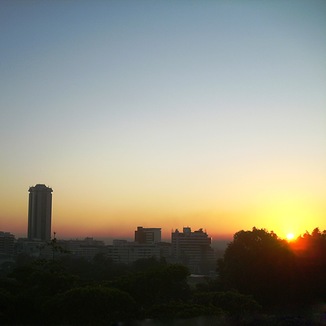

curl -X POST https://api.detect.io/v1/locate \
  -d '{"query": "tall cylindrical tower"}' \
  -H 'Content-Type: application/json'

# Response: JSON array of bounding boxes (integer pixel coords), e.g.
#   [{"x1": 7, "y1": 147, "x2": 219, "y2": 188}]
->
[{"x1": 28, "y1": 184, "x2": 53, "y2": 241}]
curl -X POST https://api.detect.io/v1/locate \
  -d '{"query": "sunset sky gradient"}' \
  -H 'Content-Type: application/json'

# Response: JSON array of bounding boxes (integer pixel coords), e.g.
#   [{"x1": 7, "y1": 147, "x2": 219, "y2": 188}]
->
[{"x1": 1, "y1": 1, "x2": 325, "y2": 241}]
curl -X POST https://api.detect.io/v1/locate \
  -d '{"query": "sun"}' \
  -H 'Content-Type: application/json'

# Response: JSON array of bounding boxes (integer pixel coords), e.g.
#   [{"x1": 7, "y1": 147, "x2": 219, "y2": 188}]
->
[{"x1": 286, "y1": 233, "x2": 295, "y2": 241}]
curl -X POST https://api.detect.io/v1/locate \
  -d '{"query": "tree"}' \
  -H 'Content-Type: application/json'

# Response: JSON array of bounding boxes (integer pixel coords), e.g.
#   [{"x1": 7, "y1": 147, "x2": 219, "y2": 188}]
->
[
  {"x1": 45, "y1": 286, "x2": 137, "y2": 325},
  {"x1": 218, "y1": 228, "x2": 297, "y2": 305},
  {"x1": 0, "y1": 289, "x2": 15, "y2": 324},
  {"x1": 193, "y1": 290, "x2": 261, "y2": 320},
  {"x1": 112, "y1": 264, "x2": 190, "y2": 307},
  {"x1": 291, "y1": 228, "x2": 326, "y2": 301}
]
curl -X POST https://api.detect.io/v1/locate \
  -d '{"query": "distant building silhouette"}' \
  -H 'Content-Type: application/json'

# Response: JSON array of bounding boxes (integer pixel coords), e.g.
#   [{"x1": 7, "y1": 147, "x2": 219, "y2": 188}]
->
[
  {"x1": 135, "y1": 226, "x2": 161, "y2": 244},
  {"x1": 172, "y1": 227, "x2": 215, "y2": 274},
  {"x1": 106, "y1": 227, "x2": 170, "y2": 264},
  {"x1": 58, "y1": 237, "x2": 105, "y2": 260},
  {"x1": 16, "y1": 238, "x2": 45, "y2": 258},
  {"x1": 110, "y1": 239, "x2": 161, "y2": 264},
  {"x1": 0, "y1": 231, "x2": 15, "y2": 257},
  {"x1": 27, "y1": 184, "x2": 53, "y2": 242}
]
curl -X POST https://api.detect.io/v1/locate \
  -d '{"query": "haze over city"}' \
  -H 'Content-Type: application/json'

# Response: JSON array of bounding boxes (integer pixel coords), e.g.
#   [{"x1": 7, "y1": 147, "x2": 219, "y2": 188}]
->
[{"x1": 1, "y1": 1, "x2": 325, "y2": 241}]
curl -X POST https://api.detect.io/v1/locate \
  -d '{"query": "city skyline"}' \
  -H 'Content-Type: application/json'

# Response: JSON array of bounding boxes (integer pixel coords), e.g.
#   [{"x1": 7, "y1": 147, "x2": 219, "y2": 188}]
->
[
  {"x1": 1, "y1": 1, "x2": 325, "y2": 241},
  {"x1": 5, "y1": 183, "x2": 221, "y2": 243},
  {"x1": 0, "y1": 182, "x2": 323, "y2": 244}
]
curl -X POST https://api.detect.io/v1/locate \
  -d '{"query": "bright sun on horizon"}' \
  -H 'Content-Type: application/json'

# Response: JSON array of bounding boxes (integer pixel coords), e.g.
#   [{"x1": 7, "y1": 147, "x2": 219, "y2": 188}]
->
[{"x1": 286, "y1": 233, "x2": 295, "y2": 241}]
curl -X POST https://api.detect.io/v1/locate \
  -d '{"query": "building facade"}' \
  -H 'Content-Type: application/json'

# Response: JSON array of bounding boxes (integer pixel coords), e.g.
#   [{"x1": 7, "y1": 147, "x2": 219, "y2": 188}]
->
[
  {"x1": 0, "y1": 231, "x2": 15, "y2": 257},
  {"x1": 171, "y1": 227, "x2": 215, "y2": 274},
  {"x1": 109, "y1": 240, "x2": 161, "y2": 264},
  {"x1": 58, "y1": 237, "x2": 105, "y2": 260},
  {"x1": 28, "y1": 184, "x2": 53, "y2": 242},
  {"x1": 134, "y1": 226, "x2": 161, "y2": 244}
]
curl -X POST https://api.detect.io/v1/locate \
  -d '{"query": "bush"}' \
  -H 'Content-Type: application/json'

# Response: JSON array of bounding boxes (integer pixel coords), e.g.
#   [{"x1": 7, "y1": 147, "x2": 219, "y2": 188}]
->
[{"x1": 45, "y1": 285, "x2": 137, "y2": 325}]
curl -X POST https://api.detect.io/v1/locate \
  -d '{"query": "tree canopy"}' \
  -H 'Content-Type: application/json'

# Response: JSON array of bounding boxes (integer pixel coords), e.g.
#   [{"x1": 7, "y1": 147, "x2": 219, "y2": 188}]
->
[
  {"x1": 1, "y1": 227, "x2": 326, "y2": 324},
  {"x1": 218, "y1": 227, "x2": 326, "y2": 306}
]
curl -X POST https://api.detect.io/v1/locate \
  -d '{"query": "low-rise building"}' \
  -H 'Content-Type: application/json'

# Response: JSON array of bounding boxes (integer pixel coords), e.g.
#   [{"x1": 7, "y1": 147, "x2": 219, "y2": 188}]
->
[
  {"x1": 109, "y1": 240, "x2": 161, "y2": 264},
  {"x1": 16, "y1": 238, "x2": 46, "y2": 258},
  {"x1": 57, "y1": 237, "x2": 105, "y2": 260},
  {"x1": 135, "y1": 226, "x2": 161, "y2": 244}
]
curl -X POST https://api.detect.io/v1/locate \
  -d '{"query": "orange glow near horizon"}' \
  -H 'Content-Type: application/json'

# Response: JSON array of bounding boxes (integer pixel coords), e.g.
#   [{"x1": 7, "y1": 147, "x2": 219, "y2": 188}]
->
[
  {"x1": 0, "y1": 180, "x2": 325, "y2": 243},
  {"x1": 286, "y1": 233, "x2": 295, "y2": 241}
]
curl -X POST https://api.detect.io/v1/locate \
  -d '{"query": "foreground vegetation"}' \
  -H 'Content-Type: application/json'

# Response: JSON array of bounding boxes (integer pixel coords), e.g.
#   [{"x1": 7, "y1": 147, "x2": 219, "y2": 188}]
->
[{"x1": 0, "y1": 227, "x2": 325, "y2": 325}]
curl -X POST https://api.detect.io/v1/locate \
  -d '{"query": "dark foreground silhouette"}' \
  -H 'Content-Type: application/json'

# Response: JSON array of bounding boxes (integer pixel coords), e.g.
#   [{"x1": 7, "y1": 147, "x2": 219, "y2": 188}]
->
[{"x1": 1, "y1": 227, "x2": 325, "y2": 325}]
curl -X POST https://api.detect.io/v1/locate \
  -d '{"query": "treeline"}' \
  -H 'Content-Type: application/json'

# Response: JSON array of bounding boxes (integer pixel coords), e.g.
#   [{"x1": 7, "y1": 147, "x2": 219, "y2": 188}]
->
[
  {"x1": 218, "y1": 227, "x2": 326, "y2": 307},
  {"x1": 0, "y1": 255, "x2": 258, "y2": 325},
  {"x1": 0, "y1": 227, "x2": 325, "y2": 325}
]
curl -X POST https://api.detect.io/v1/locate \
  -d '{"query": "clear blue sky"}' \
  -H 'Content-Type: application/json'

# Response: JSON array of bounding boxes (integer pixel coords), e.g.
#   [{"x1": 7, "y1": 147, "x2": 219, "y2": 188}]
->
[{"x1": 1, "y1": 0, "x2": 325, "y2": 240}]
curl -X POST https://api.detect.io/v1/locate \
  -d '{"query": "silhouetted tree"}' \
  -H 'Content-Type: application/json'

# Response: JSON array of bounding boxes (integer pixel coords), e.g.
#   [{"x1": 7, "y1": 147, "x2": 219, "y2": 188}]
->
[
  {"x1": 147, "y1": 302, "x2": 221, "y2": 319},
  {"x1": 0, "y1": 288, "x2": 15, "y2": 324},
  {"x1": 112, "y1": 264, "x2": 190, "y2": 308},
  {"x1": 290, "y1": 228, "x2": 326, "y2": 302},
  {"x1": 6, "y1": 228, "x2": 326, "y2": 323},
  {"x1": 131, "y1": 256, "x2": 166, "y2": 272},
  {"x1": 218, "y1": 228, "x2": 297, "y2": 305},
  {"x1": 45, "y1": 285, "x2": 137, "y2": 325},
  {"x1": 193, "y1": 290, "x2": 261, "y2": 320}
]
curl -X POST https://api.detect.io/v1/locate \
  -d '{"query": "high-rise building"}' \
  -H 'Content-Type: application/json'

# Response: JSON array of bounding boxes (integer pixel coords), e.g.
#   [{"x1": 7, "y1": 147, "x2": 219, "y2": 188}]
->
[
  {"x1": 27, "y1": 184, "x2": 53, "y2": 242},
  {"x1": 135, "y1": 226, "x2": 161, "y2": 244},
  {"x1": 171, "y1": 227, "x2": 215, "y2": 274}
]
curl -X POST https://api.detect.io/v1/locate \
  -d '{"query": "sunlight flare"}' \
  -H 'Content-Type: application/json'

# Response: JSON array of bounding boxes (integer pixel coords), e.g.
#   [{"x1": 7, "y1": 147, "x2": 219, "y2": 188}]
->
[{"x1": 286, "y1": 233, "x2": 295, "y2": 241}]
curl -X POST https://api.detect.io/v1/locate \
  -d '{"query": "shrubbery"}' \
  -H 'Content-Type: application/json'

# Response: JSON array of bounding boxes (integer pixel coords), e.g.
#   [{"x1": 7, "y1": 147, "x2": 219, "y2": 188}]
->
[{"x1": 1, "y1": 227, "x2": 325, "y2": 324}]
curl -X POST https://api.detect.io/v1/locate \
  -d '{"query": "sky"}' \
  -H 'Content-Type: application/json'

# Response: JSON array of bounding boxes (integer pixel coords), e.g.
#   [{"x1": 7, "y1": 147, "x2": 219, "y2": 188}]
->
[{"x1": 0, "y1": 0, "x2": 325, "y2": 242}]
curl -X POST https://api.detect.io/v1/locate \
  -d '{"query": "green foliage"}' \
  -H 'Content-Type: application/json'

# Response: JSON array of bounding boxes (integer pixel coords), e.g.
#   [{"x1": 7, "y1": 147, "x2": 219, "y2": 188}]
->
[
  {"x1": 0, "y1": 259, "x2": 79, "y2": 324},
  {"x1": 193, "y1": 291, "x2": 261, "y2": 318},
  {"x1": 147, "y1": 302, "x2": 222, "y2": 319},
  {"x1": 58, "y1": 254, "x2": 129, "y2": 281},
  {"x1": 218, "y1": 228, "x2": 297, "y2": 304},
  {"x1": 218, "y1": 227, "x2": 326, "y2": 306},
  {"x1": 290, "y1": 228, "x2": 326, "y2": 301},
  {"x1": 112, "y1": 264, "x2": 191, "y2": 307},
  {"x1": 2, "y1": 227, "x2": 325, "y2": 324},
  {"x1": 0, "y1": 288, "x2": 15, "y2": 324},
  {"x1": 45, "y1": 286, "x2": 137, "y2": 325},
  {"x1": 10, "y1": 258, "x2": 78, "y2": 297},
  {"x1": 1, "y1": 256, "x2": 193, "y2": 323},
  {"x1": 131, "y1": 256, "x2": 167, "y2": 272}
]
